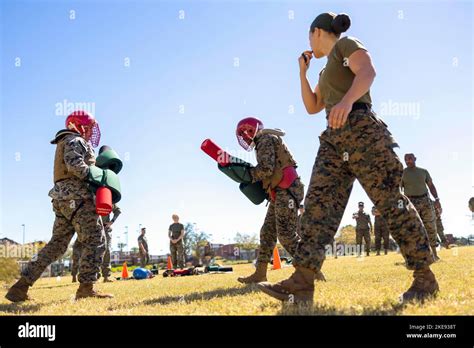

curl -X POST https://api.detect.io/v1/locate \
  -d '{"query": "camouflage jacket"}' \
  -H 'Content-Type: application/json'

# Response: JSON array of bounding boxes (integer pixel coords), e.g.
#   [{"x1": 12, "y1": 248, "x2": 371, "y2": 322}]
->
[
  {"x1": 48, "y1": 130, "x2": 96, "y2": 201},
  {"x1": 249, "y1": 130, "x2": 296, "y2": 190}
]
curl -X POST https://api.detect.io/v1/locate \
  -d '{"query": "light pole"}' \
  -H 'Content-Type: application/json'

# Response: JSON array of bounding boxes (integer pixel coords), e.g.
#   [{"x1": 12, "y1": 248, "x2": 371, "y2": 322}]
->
[
  {"x1": 124, "y1": 226, "x2": 129, "y2": 253},
  {"x1": 21, "y1": 224, "x2": 25, "y2": 244}
]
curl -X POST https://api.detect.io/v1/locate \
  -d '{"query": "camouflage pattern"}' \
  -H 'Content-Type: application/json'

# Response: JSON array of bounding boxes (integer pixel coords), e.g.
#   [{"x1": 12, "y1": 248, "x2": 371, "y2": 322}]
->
[
  {"x1": 138, "y1": 234, "x2": 150, "y2": 268},
  {"x1": 249, "y1": 131, "x2": 304, "y2": 264},
  {"x1": 354, "y1": 210, "x2": 372, "y2": 254},
  {"x1": 100, "y1": 205, "x2": 121, "y2": 278},
  {"x1": 21, "y1": 133, "x2": 106, "y2": 285},
  {"x1": 23, "y1": 198, "x2": 105, "y2": 284},
  {"x1": 257, "y1": 178, "x2": 304, "y2": 264},
  {"x1": 49, "y1": 133, "x2": 95, "y2": 200},
  {"x1": 249, "y1": 132, "x2": 295, "y2": 188},
  {"x1": 355, "y1": 229, "x2": 371, "y2": 254},
  {"x1": 100, "y1": 228, "x2": 112, "y2": 277},
  {"x1": 432, "y1": 200, "x2": 447, "y2": 244},
  {"x1": 71, "y1": 239, "x2": 82, "y2": 277},
  {"x1": 407, "y1": 195, "x2": 438, "y2": 249},
  {"x1": 293, "y1": 109, "x2": 434, "y2": 271},
  {"x1": 374, "y1": 215, "x2": 390, "y2": 252},
  {"x1": 170, "y1": 241, "x2": 184, "y2": 269}
]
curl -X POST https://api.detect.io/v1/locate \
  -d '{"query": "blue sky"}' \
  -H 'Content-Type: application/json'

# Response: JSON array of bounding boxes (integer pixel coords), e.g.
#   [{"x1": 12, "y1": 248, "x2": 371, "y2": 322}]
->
[{"x1": 1, "y1": 0, "x2": 472, "y2": 254}]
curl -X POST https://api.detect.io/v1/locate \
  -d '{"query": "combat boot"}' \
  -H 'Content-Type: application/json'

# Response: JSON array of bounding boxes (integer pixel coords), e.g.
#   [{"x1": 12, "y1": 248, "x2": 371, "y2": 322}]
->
[
  {"x1": 257, "y1": 266, "x2": 315, "y2": 304},
  {"x1": 384, "y1": 249, "x2": 388, "y2": 255},
  {"x1": 376, "y1": 251, "x2": 381, "y2": 256},
  {"x1": 402, "y1": 268, "x2": 439, "y2": 303},
  {"x1": 75, "y1": 283, "x2": 114, "y2": 300},
  {"x1": 103, "y1": 277, "x2": 114, "y2": 283},
  {"x1": 432, "y1": 248, "x2": 440, "y2": 262},
  {"x1": 72, "y1": 274, "x2": 77, "y2": 283},
  {"x1": 5, "y1": 277, "x2": 31, "y2": 303},
  {"x1": 315, "y1": 270, "x2": 326, "y2": 282},
  {"x1": 237, "y1": 263, "x2": 267, "y2": 284}
]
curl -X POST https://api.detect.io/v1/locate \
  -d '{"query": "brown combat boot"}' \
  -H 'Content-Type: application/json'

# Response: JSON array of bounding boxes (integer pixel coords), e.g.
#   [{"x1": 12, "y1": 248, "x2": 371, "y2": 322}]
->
[
  {"x1": 5, "y1": 277, "x2": 31, "y2": 303},
  {"x1": 103, "y1": 277, "x2": 114, "y2": 283},
  {"x1": 315, "y1": 270, "x2": 326, "y2": 282},
  {"x1": 237, "y1": 263, "x2": 267, "y2": 284},
  {"x1": 402, "y1": 268, "x2": 439, "y2": 303},
  {"x1": 75, "y1": 283, "x2": 114, "y2": 300},
  {"x1": 257, "y1": 266, "x2": 315, "y2": 304},
  {"x1": 72, "y1": 274, "x2": 77, "y2": 283}
]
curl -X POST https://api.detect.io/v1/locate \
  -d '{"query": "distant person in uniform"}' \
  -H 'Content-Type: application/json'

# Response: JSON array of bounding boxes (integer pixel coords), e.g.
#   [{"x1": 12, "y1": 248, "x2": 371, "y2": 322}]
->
[
  {"x1": 202, "y1": 241, "x2": 214, "y2": 267},
  {"x1": 138, "y1": 227, "x2": 149, "y2": 267},
  {"x1": 401, "y1": 153, "x2": 441, "y2": 261},
  {"x1": 353, "y1": 202, "x2": 372, "y2": 256},
  {"x1": 372, "y1": 206, "x2": 389, "y2": 255},
  {"x1": 169, "y1": 214, "x2": 185, "y2": 269},
  {"x1": 432, "y1": 199, "x2": 449, "y2": 249}
]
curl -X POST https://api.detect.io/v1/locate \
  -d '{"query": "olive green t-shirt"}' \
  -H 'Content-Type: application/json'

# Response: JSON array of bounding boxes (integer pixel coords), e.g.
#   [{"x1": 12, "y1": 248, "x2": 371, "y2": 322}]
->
[
  {"x1": 354, "y1": 211, "x2": 371, "y2": 230},
  {"x1": 401, "y1": 167, "x2": 432, "y2": 196},
  {"x1": 318, "y1": 36, "x2": 372, "y2": 113},
  {"x1": 169, "y1": 223, "x2": 184, "y2": 239}
]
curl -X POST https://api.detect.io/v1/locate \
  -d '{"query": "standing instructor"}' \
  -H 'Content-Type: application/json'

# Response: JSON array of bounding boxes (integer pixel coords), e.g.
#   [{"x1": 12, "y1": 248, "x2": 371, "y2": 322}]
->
[{"x1": 258, "y1": 12, "x2": 438, "y2": 304}]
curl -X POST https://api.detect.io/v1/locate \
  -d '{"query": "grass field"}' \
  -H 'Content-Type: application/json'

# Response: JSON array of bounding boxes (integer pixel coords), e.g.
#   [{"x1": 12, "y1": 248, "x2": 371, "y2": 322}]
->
[{"x1": 1, "y1": 246, "x2": 473, "y2": 316}]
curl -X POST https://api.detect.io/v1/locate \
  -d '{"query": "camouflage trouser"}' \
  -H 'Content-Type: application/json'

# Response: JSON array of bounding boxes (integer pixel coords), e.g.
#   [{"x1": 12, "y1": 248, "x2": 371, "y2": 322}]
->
[
  {"x1": 374, "y1": 226, "x2": 390, "y2": 252},
  {"x1": 355, "y1": 228, "x2": 371, "y2": 254},
  {"x1": 257, "y1": 178, "x2": 304, "y2": 264},
  {"x1": 71, "y1": 239, "x2": 82, "y2": 276},
  {"x1": 408, "y1": 195, "x2": 438, "y2": 249},
  {"x1": 436, "y1": 214, "x2": 447, "y2": 244},
  {"x1": 139, "y1": 251, "x2": 149, "y2": 268},
  {"x1": 294, "y1": 109, "x2": 433, "y2": 271},
  {"x1": 170, "y1": 241, "x2": 184, "y2": 268},
  {"x1": 71, "y1": 227, "x2": 112, "y2": 278},
  {"x1": 23, "y1": 198, "x2": 105, "y2": 284}
]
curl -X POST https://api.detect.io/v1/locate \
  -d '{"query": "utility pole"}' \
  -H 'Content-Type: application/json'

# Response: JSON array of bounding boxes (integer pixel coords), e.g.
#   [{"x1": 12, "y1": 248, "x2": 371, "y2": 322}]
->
[
  {"x1": 124, "y1": 226, "x2": 129, "y2": 253},
  {"x1": 21, "y1": 224, "x2": 25, "y2": 244}
]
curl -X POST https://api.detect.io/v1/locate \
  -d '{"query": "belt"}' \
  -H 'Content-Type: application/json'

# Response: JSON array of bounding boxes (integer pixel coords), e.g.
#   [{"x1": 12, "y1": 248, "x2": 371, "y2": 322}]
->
[
  {"x1": 351, "y1": 102, "x2": 372, "y2": 112},
  {"x1": 326, "y1": 102, "x2": 372, "y2": 121},
  {"x1": 408, "y1": 193, "x2": 429, "y2": 199}
]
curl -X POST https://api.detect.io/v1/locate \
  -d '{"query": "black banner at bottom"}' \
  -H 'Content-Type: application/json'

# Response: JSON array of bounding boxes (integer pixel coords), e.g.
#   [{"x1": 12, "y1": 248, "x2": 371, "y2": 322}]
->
[{"x1": 0, "y1": 315, "x2": 472, "y2": 347}]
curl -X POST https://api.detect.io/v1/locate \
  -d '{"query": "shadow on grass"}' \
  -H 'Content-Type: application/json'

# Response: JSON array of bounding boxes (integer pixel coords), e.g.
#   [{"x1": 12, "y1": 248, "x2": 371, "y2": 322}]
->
[
  {"x1": 277, "y1": 301, "x2": 405, "y2": 316},
  {"x1": 33, "y1": 283, "x2": 77, "y2": 290},
  {"x1": 0, "y1": 302, "x2": 42, "y2": 314},
  {"x1": 142, "y1": 284, "x2": 259, "y2": 306}
]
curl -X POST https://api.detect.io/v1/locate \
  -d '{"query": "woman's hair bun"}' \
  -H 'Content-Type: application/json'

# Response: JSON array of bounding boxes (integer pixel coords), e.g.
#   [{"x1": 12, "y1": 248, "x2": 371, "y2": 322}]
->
[{"x1": 331, "y1": 13, "x2": 351, "y2": 34}]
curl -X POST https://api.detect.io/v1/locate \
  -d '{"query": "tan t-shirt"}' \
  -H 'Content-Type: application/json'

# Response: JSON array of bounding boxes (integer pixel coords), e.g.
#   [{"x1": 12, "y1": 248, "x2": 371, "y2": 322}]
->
[
  {"x1": 401, "y1": 167, "x2": 432, "y2": 196},
  {"x1": 318, "y1": 36, "x2": 372, "y2": 113}
]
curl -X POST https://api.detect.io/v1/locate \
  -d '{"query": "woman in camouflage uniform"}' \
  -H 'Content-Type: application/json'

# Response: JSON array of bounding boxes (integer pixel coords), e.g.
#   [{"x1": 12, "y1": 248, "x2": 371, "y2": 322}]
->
[{"x1": 258, "y1": 12, "x2": 438, "y2": 304}]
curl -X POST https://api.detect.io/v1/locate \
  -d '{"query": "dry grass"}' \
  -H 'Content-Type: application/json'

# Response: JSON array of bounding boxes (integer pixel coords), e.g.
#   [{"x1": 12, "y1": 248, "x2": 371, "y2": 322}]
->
[{"x1": 0, "y1": 246, "x2": 472, "y2": 315}]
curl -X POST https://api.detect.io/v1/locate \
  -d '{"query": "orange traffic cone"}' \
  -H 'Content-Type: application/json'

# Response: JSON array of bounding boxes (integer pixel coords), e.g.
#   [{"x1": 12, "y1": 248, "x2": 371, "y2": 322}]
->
[
  {"x1": 272, "y1": 246, "x2": 282, "y2": 270},
  {"x1": 167, "y1": 255, "x2": 173, "y2": 270},
  {"x1": 121, "y1": 262, "x2": 129, "y2": 279}
]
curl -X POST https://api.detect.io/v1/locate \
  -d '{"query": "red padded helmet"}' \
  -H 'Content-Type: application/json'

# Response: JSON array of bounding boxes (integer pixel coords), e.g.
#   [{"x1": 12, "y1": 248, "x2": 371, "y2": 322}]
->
[{"x1": 65, "y1": 110, "x2": 101, "y2": 148}]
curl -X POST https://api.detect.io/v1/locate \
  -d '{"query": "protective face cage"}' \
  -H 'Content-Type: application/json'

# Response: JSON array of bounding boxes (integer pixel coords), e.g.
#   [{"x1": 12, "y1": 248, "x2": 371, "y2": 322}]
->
[
  {"x1": 90, "y1": 123, "x2": 101, "y2": 148},
  {"x1": 237, "y1": 126, "x2": 258, "y2": 151}
]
